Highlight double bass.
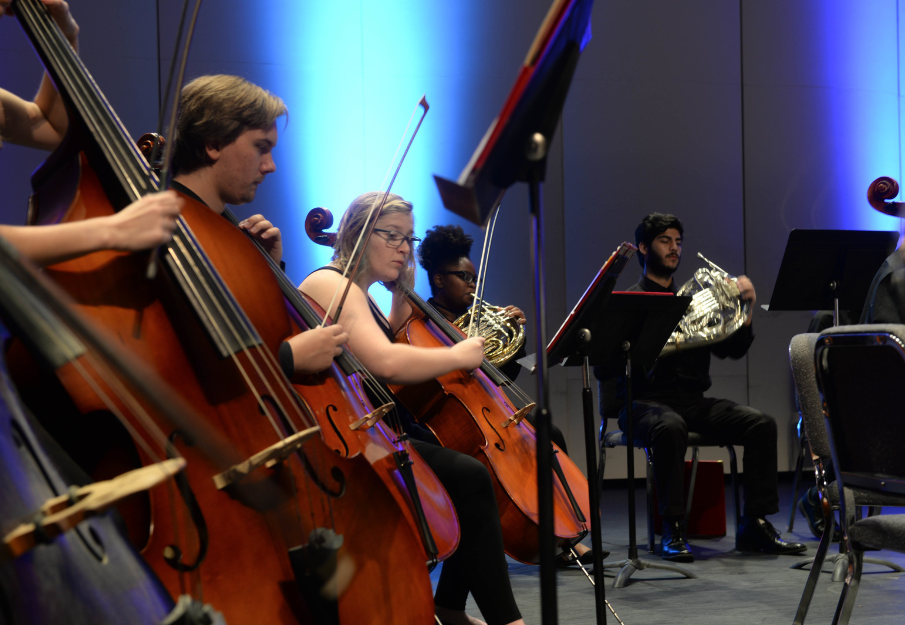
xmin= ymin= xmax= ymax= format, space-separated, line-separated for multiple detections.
xmin=0 ymin=236 xmax=200 ymax=624
xmin=9 ymin=1 xmax=436 ymax=622
xmin=305 ymin=206 xmax=592 ymax=564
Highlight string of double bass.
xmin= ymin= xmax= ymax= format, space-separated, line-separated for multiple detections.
xmin=20 ymin=0 xmax=338 ymax=540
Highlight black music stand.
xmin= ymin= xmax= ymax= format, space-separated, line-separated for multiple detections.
xmin=547 ymin=243 xmax=634 ymax=615
xmin=768 ymin=229 xmax=898 ymax=323
xmin=432 ymin=1 xmax=594 ymax=623
xmin=585 ymin=292 xmax=691 ymax=587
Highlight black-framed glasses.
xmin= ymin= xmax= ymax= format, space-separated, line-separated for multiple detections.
xmin=439 ymin=270 xmax=477 ymax=284
xmin=373 ymin=228 xmax=421 ymax=248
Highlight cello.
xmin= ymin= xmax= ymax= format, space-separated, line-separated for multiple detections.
xmin=304 ymin=206 xmax=592 ymax=564
xmin=9 ymin=1 xmax=435 ymax=622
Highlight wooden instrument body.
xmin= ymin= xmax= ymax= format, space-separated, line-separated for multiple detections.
xmin=286 ymin=301 xmax=460 ymax=563
xmin=0 ymin=351 xmax=177 ymax=624
xmin=392 ymin=309 xmax=591 ymax=564
xmin=12 ymin=162 xmax=436 ymax=624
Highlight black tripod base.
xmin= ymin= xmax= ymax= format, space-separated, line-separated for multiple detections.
xmin=602 ymin=557 xmax=696 ymax=588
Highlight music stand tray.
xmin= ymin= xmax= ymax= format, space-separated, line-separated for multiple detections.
xmin=548 ymin=242 xmax=636 ymax=367
xmin=433 ymin=0 xmax=594 ymax=226
xmin=768 ymin=229 xmax=898 ymax=322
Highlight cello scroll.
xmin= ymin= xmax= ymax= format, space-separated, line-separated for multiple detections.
xmin=868 ymin=176 xmax=905 ymax=217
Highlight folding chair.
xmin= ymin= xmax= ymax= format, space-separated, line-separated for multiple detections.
xmin=812 ymin=325 xmax=905 ymax=624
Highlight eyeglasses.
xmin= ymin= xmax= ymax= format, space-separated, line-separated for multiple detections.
xmin=439 ymin=270 xmax=477 ymax=284
xmin=373 ymin=228 xmax=422 ymax=248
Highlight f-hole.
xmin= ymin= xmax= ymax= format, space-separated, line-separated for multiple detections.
xmin=481 ymin=406 xmax=506 ymax=451
xmin=163 ymin=432 xmax=209 ymax=572
xmin=262 ymin=394 xmax=347 ymax=499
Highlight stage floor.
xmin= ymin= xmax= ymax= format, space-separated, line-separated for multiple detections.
xmin=431 ymin=474 xmax=905 ymax=624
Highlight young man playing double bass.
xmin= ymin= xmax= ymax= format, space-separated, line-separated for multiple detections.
xmin=169 ymin=74 xmax=528 ymax=625
xmin=595 ymin=212 xmax=806 ymax=562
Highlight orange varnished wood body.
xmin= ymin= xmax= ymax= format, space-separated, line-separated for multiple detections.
xmin=12 ymin=159 xmax=437 ymax=624
xmin=392 ymin=308 xmax=591 ymax=564
xmin=287 ymin=297 xmax=460 ymax=563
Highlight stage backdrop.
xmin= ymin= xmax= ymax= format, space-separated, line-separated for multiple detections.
xmin=1 ymin=0 xmax=901 ymax=479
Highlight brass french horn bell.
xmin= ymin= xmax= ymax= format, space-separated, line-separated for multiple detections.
xmin=453 ymin=298 xmax=526 ymax=366
xmin=660 ymin=253 xmax=750 ymax=356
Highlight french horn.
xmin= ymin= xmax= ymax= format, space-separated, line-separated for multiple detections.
xmin=660 ymin=253 xmax=750 ymax=356
xmin=453 ymin=300 xmax=526 ymax=366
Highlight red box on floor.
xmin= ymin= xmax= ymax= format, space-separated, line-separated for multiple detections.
xmin=652 ymin=460 xmax=726 ymax=537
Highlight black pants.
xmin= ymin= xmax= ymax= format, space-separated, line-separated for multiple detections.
xmin=619 ymin=396 xmax=779 ymax=519
xmin=410 ymin=439 xmax=521 ymax=625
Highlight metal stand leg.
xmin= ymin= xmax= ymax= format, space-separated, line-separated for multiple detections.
xmin=527 ymin=166 xmax=557 ymax=625
xmin=579 ymin=353 xmax=609 ymax=622
xmin=599 ymin=342 xmax=695 ymax=587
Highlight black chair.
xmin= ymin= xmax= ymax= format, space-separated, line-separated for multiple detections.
xmin=800 ymin=326 xmax=905 ymax=624
xmin=787 ymin=311 xmax=857 ymax=533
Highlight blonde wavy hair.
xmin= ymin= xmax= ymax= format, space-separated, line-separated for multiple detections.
xmin=332 ymin=191 xmax=416 ymax=288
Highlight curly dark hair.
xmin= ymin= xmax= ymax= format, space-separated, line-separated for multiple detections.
xmin=634 ymin=213 xmax=684 ymax=268
xmin=417 ymin=225 xmax=473 ymax=292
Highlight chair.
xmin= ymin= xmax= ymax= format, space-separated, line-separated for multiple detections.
xmin=787 ymin=310 xmax=857 ymax=532
xmin=596 ymin=376 xmax=742 ymax=553
xmin=789 ymin=328 xmax=905 ymax=624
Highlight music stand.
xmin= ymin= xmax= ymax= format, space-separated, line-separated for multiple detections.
xmin=768 ymin=229 xmax=898 ymax=324
xmin=546 ymin=242 xmax=634 ymax=615
xmin=432 ymin=1 xmax=594 ymax=622
xmin=584 ymin=292 xmax=692 ymax=587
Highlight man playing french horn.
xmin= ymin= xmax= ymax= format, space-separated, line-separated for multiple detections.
xmin=596 ymin=213 xmax=806 ymax=563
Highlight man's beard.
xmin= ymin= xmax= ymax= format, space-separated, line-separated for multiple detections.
xmin=647 ymin=248 xmax=679 ymax=278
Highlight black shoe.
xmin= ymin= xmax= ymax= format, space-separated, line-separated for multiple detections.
xmin=798 ymin=490 xmax=841 ymax=541
xmin=556 ymin=547 xmax=610 ymax=568
xmin=736 ymin=516 xmax=807 ymax=554
xmin=661 ymin=519 xmax=694 ymax=562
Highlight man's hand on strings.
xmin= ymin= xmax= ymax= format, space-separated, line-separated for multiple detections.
xmin=287 ymin=325 xmax=349 ymax=375
xmin=239 ymin=214 xmax=283 ymax=264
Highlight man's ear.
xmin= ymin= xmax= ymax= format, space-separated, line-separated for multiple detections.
xmin=205 ymin=140 xmax=221 ymax=163
xmin=433 ymin=273 xmax=444 ymax=289
xmin=638 ymin=242 xmax=648 ymax=256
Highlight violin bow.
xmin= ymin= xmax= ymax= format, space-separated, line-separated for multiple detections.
xmin=319 ymin=95 xmax=430 ymax=326
xmin=465 ymin=205 xmax=501 ymax=337
xmin=146 ymin=0 xmax=204 ymax=280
